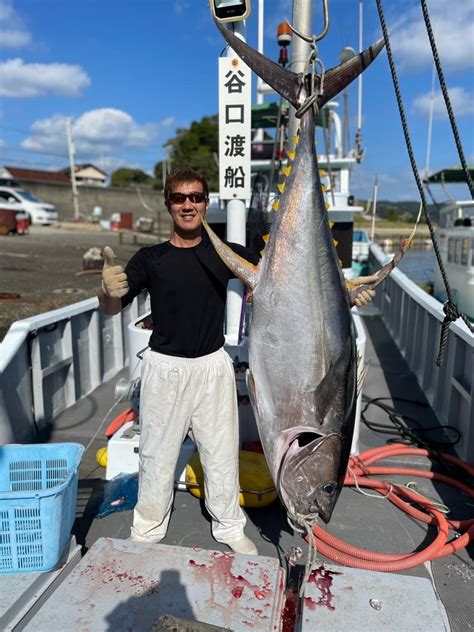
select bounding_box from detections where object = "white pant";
[130,347,246,543]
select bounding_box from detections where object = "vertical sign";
[219,56,251,200]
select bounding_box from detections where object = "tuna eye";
[323,483,335,495]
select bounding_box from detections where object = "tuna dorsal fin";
[318,39,385,108]
[214,19,302,109]
[200,214,259,290]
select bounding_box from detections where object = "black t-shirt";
[121,233,259,358]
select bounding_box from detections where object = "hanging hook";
[286,0,330,44]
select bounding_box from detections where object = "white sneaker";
[223,535,258,555]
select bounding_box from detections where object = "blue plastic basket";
[0,443,84,574]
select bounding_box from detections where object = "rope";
[306,444,474,572]
[375,0,474,365]
[420,0,474,197]
[287,511,319,597]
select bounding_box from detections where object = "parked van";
[0,187,58,225]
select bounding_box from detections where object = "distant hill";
[355,199,439,223]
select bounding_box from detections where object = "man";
[99,166,259,555]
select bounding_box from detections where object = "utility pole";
[66,117,80,221]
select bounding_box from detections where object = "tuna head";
[278,433,343,524]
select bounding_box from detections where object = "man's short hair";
[164,167,209,205]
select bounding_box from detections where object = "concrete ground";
[0,224,166,341]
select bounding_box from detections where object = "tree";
[111,168,152,188]
[155,115,219,190]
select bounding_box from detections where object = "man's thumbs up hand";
[101,246,129,298]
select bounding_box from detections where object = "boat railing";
[0,292,150,443]
[368,244,474,465]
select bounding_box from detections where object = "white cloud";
[0,58,90,97]
[21,108,171,167]
[0,139,7,149]
[391,0,474,71]
[72,109,154,148]
[174,1,192,15]
[413,87,474,118]
[0,0,31,49]
[351,165,421,201]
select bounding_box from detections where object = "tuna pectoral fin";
[348,204,423,306]
[200,216,258,290]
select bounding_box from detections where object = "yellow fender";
[185,450,277,508]
[96,447,108,467]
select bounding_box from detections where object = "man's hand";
[352,288,375,308]
[102,246,129,298]
[346,274,378,308]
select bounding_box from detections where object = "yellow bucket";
[185,450,277,508]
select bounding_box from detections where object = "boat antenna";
[354,0,364,162]
[423,62,436,183]
[370,175,378,244]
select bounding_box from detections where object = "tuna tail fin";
[214,19,302,109]
[200,213,259,290]
[318,39,385,108]
[215,19,385,110]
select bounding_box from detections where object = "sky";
[0,0,472,201]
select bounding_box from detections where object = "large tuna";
[202,22,396,525]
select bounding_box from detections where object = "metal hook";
[285,0,330,44]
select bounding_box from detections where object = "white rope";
[404,481,450,514]
[287,510,319,597]
[347,464,394,499]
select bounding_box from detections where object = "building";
[1,166,70,185]
[61,164,108,187]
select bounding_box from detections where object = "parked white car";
[0,187,58,225]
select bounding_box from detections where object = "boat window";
[448,238,454,262]
[330,172,340,193]
[461,238,469,266]
[461,206,474,222]
[353,230,368,243]
[454,239,462,264]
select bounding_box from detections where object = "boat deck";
[37,304,474,631]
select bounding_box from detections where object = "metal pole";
[256,0,265,106]
[225,19,249,346]
[370,176,378,243]
[288,0,312,142]
[253,0,265,143]
[424,62,436,180]
[357,0,363,132]
[66,117,80,220]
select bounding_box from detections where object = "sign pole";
[218,19,252,345]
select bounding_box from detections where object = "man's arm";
[98,288,122,315]
[98,246,129,315]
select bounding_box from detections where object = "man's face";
[167,180,208,233]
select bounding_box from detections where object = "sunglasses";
[168,192,207,205]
